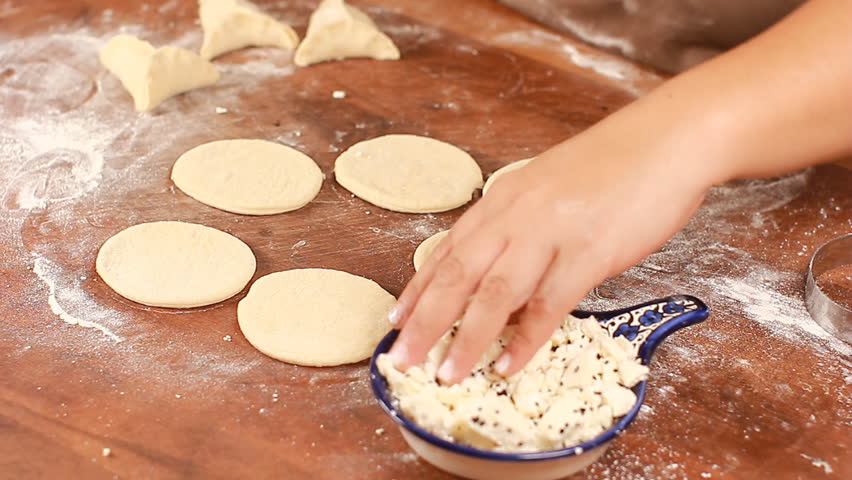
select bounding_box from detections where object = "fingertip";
[494,352,512,376]
[389,341,409,370]
[437,358,457,385]
[387,302,403,326]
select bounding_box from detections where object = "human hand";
[386,118,716,384]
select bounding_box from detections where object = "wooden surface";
[1,1,850,479]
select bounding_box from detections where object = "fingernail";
[390,342,408,369]
[437,358,456,384]
[387,303,403,325]
[495,353,511,376]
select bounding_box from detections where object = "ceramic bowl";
[370,294,710,480]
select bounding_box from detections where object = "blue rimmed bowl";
[370,295,709,480]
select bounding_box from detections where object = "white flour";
[580,170,852,357]
[492,29,645,94]
[31,255,123,342]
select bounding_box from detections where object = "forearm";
[568,0,852,186]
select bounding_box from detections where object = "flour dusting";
[32,255,123,342]
[492,29,643,93]
[583,170,852,358]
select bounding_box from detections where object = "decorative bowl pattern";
[370,295,709,480]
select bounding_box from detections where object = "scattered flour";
[799,453,834,474]
[583,170,852,356]
[369,215,446,244]
[492,29,642,91]
[32,255,123,342]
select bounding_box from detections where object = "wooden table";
[1,1,849,479]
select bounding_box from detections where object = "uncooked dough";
[482,158,534,195]
[238,268,395,366]
[199,0,299,60]
[334,134,483,213]
[171,139,323,215]
[99,35,220,111]
[294,0,400,67]
[377,315,649,452]
[413,230,449,271]
[96,221,256,308]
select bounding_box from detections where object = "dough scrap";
[413,230,449,271]
[171,139,323,215]
[482,157,534,195]
[294,0,400,67]
[199,0,299,60]
[377,315,649,452]
[99,35,220,111]
[238,268,395,366]
[96,221,256,308]
[334,134,483,213]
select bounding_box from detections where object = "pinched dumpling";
[199,0,299,60]
[99,35,220,111]
[295,0,400,66]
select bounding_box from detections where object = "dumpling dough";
[199,0,299,60]
[482,158,534,195]
[96,221,256,308]
[171,139,323,215]
[413,230,449,271]
[294,0,400,67]
[238,268,395,366]
[99,35,220,111]
[334,134,483,213]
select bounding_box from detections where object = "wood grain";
[1,1,849,480]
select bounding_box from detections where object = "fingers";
[436,241,557,384]
[388,229,507,370]
[390,188,515,329]
[388,197,492,329]
[494,251,606,377]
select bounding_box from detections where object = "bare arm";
[389,0,852,383]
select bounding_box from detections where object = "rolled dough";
[294,0,400,67]
[334,134,483,213]
[482,157,534,195]
[238,268,395,366]
[171,139,323,215]
[413,230,449,271]
[99,34,220,111]
[96,221,256,308]
[199,0,299,60]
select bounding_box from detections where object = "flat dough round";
[172,139,323,215]
[96,221,256,308]
[238,268,395,366]
[334,134,483,213]
[413,230,449,271]
[482,157,534,195]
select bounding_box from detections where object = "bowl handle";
[592,295,710,363]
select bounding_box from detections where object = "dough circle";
[413,230,449,271]
[334,134,483,213]
[172,139,323,215]
[238,268,395,366]
[96,221,256,308]
[482,158,534,195]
